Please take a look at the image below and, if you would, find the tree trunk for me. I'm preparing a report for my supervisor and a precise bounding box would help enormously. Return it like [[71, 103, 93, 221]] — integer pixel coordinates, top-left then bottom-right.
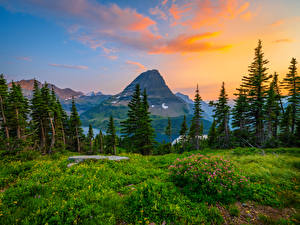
[[75, 126, 80, 152], [49, 113, 55, 151], [40, 120, 46, 154], [0, 95, 10, 141], [113, 144, 116, 155], [61, 126, 66, 147], [16, 108, 21, 139]]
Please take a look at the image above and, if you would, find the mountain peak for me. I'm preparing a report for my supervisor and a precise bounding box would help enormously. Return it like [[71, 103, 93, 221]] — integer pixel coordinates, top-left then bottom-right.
[[109, 69, 189, 117]]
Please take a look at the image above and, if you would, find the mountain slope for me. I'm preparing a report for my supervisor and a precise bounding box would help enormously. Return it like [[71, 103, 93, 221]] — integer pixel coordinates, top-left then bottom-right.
[[8, 79, 83, 100], [106, 70, 189, 117], [175, 92, 214, 121]]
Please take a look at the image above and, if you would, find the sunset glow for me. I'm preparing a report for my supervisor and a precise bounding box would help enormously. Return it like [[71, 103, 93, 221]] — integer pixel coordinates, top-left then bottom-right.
[[1, 0, 300, 99]]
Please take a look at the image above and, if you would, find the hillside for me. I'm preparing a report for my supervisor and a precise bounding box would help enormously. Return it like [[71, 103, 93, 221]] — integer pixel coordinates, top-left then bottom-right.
[[8, 79, 83, 100]]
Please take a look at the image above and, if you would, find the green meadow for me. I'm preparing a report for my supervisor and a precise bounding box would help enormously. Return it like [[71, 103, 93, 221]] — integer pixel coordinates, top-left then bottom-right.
[[0, 147, 299, 225]]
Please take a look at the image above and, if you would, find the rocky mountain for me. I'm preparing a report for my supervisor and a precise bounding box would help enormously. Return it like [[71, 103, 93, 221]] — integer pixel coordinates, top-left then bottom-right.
[[80, 70, 212, 141], [104, 70, 189, 117], [8, 79, 83, 100], [175, 92, 214, 121]]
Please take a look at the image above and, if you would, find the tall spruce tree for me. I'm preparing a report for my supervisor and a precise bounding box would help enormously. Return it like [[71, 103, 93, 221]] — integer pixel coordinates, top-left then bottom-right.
[[179, 115, 188, 150], [7, 82, 29, 140], [106, 115, 117, 155], [265, 75, 281, 139], [189, 84, 204, 150], [0, 74, 10, 142], [232, 88, 249, 132], [210, 82, 231, 148], [98, 130, 104, 153], [31, 79, 46, 150], [241, 40, 271, 146], [121, 84, 141, 150], [69, 97, 82, 152], [165, 117, 172, 143], [282, 58, 299, 134], [136, 89, 154, 155], [208, 119, 217, 147], [88, 124, 94, 152]]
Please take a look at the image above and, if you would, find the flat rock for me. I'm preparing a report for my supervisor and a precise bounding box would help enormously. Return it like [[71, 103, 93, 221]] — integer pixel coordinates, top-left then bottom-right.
[[68, 155, 129, 164]]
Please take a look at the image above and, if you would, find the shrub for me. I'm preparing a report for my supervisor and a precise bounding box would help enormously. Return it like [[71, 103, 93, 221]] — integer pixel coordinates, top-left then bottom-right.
[[169, 154, 252, 203]]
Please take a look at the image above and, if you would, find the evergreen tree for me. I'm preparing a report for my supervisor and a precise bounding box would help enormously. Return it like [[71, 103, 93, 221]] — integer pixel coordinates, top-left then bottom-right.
[[31, 79, 46, 150], [232, 88, 249, 132], [165, 117, 172, 143], [106, 115, 117, 155], [210, 82, 231, 148], [265, 75, 281, 139], [98, 130, 104, 153], [69, 97, 82, 152], [121, 84, 141, 150], [87, 124, 94, 153], [135, 89, 154, 155], [0, 74, 10, 142], [189, 84, 204, 150], [208, 119, 217, 147], [56, 98, 68, 147], [282, 58, 300, 134], [241, 40, 271, 146], [179, 115, 188, 150], [7, 82, 29, 140]]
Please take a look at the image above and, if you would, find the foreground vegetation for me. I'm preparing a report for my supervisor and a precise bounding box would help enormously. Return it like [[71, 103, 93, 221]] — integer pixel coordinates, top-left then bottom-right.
[[1, 147, 299, 224]]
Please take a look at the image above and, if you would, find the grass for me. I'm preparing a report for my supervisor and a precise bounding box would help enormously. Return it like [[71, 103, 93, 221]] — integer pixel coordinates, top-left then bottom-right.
[[0, 147, 299, 224]]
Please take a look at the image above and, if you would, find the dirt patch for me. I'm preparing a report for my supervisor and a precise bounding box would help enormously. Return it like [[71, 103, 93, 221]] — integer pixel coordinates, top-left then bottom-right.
[[216, 201, 298, 224]]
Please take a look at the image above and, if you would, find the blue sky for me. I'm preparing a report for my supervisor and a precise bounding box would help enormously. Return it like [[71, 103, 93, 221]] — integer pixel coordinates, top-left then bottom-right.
[[0, 0, 299, 99]]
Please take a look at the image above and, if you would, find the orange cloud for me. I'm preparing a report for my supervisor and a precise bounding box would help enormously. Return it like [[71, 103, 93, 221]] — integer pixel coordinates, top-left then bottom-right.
[[240, 11, 253, 21], [162, 0, 168, 6], [271, 20, 284, 27], [273, 39, 293, 43], [169, 0, 252, 28], [126, 60, 146, 70], [149, 32, 231, 54]]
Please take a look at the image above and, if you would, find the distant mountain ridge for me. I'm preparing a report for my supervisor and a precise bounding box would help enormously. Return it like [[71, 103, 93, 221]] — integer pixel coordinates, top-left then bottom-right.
[[8, 79, 83, 100]]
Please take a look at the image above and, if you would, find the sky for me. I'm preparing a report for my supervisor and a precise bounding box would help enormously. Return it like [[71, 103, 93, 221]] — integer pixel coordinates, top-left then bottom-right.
[[0, 0, 300, 100]]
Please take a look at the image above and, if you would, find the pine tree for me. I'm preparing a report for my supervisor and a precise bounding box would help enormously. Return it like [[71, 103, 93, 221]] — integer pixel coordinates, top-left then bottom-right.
[[136, 89, 154, 155], [179, 115, 188, 150], [88, 124, 94, 153], [7, 82, 29, 140], [210, 82, 230, 148], [121, 84, 141, 150], [31, 79, 46, 150], [69, 97, 82, 152], [265, 75, 281, 139], [56, 98, 68, 147], [208, 119, 217, 147], [0, 74, 10, 142], [98, 130, 104, 154], [106, 115, 117, 155], [281, 105, 292, 134], [165, 117, 172, 143], [282, 58, 299, 134], [241, 40, 271, 146], [189, 84, 204, 150], [232, 88, 249, 132]]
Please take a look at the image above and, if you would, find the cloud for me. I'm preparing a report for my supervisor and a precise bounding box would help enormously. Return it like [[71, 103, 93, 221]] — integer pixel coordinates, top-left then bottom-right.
[[16, 56, 32, 61], [126, 60, 146, 70], [162, 0, 168, 6], [49, 63, 88, 70], [149, 32, 231, 54], [169, 0, 252, 28], [273, 39, 293, 43], [106, 55, 118, 60], [149, 6, 167, 20], [271, 20, 284, 27]]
